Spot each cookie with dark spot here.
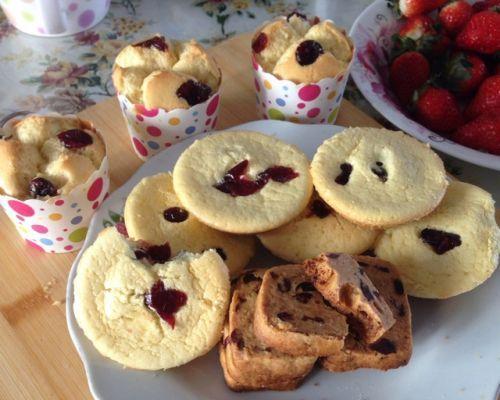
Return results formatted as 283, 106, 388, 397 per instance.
254, 265, 347, 357
304, 253, 395, 343
321, 256, 412, 372
220, 269, 315, 391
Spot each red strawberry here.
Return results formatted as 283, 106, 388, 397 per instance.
452, 110, 500, 154
415, 87, 463, 134
472, 0, 500, 12
445, 52, 488, 95
456, 11, 500, 54
438, 1, 473, 35
399, 15, 435, 40
465, 75, 500, 119
398, 0, 447, 18
390, 51, 430, 104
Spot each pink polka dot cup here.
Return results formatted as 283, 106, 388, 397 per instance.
0, 0, 110, 37
252, 52, 354, 124
117, 90, 221, 161
0, 116, 110, 253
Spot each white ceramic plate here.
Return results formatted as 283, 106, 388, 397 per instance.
349, 0, 500, 171
67, 120, 500, 400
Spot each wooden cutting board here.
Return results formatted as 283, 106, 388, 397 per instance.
0, 33, 475, 400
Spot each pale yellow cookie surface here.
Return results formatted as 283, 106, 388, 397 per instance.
73, 227, 230, 370
375, 181, 500, 299
124, 173, 255, 277
258, 193, 379, 262
173, 131, 313, 234
311, 128, 448, 228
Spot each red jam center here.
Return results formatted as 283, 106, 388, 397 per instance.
57, 129, 93, 149
420, 228, 462, 254
295, 40, 324, 66
176, 80, 212, 106
144, 280, 187, 328
135, 242, 171, 264
214, 160, 299, 197
29, 177, 57, 198
134, 36, 168, 51
163, 207, 189, 223
335, 163, 353, 185
252, 32, 268, 54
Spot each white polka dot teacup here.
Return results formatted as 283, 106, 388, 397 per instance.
252, 49, 354, 125
117, 91, 221, 161
0, 115, 110, 253
0, 0, 110, 37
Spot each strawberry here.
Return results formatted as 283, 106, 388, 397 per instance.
452, 110, 500, 154
391, 15, 441, 58
465, 75, 500, 119
445, 52, 488, 95
390, 51, 430, 104
398, 0, 447, 18
472, 0, 500, 12
399, 15, 435, 40
415, 87, 463, 134
456, 11, 500, 54
438, 1, 473, 36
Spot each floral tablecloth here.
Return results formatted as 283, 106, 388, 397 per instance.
0, 0, 498, 200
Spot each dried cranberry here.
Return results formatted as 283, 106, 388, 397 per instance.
115, 221, 128, 237
302, 315, 324, 323
310, 198, 331, 218
29, 177, 57, 198
57, 129, 93, 149
215, 247, 227, 260
252, 32, 268, 54
135, 242, 171, 264
229, 329, 245, 349
393, 279, 404, 295
134, 36, 168, 51
277, 278, 291, 293
163, 207, 189, 223
359, 280, 374, 301
144, 280, 187, 328
176, 80, 212, 106
287, 11, 307, 21
295, 40, 324, 66
277, 312, 293, 321
214, 160, 299, 197
295, 292, 313, 304
296, 281, 315, 292
310, 16, 321, 25
420, 228, 462, 254
371, 161, 388, 183
335, 163, 353, 185
370, 338, 396, 354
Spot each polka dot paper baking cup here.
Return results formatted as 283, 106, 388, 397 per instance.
0, 0, 110, 37
252, 54, 354, 125
0, 116, 110, 253
117, 91, 221, 161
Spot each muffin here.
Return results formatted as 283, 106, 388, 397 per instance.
0, 114, 105, 199
252, 13, 353, 84
112, 34, 221, 110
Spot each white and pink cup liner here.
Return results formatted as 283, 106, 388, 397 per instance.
0, 114, 110, 253
252, 54, 354, 124
117, 91, 221, 161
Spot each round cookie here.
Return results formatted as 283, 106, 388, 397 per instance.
258, 192, 379, 262
173, 131, 313, 234
375, 181, 500, 299
311, 128, 448, 228
73, 227, 230, 370
124, 173, 255, 277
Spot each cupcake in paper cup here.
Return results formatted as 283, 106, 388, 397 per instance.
0, 114, 110, 253
251, 13, 354, 124
112, 34, 222, 161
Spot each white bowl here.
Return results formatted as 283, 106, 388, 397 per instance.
349, 0, 500, 171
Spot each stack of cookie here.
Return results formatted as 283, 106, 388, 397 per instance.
220, 253, 412, 391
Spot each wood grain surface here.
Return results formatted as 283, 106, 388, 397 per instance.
0, 33, 484, 400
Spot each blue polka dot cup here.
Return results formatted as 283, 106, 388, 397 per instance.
0, 0, 110, 37
0, 115, 110, 253
252, 53, 354, 124
117, 91, 221, 161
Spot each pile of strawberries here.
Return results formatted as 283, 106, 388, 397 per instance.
388, 0, 500, 155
